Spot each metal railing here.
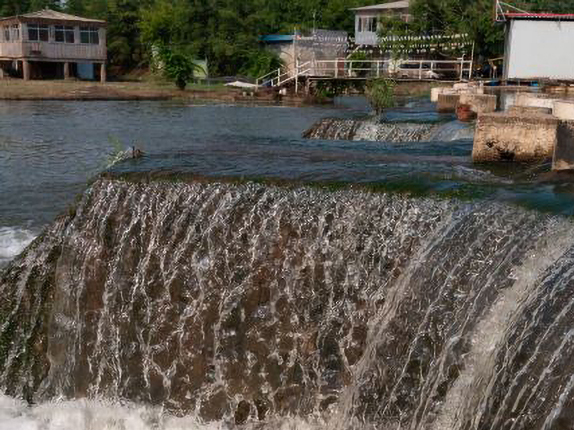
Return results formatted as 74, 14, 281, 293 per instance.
256, 58, 473, 92
311, 58, 473, 81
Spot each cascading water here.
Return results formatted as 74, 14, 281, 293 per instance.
303, 118, 473, 142
2, 176, 574, 429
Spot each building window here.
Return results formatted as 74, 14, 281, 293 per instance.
3, 26, 10, 42
11, 24, 19, 41
358, 17, 377, 33
28, 23, 49, 42
55, 25, 75, 43
80, 27, 99, 44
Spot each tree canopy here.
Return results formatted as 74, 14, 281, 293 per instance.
0, 0, 570, 75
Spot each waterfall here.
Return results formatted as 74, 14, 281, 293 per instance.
303, 119, 473, 142
303, 118, 438, 142
2, 176, 574, 429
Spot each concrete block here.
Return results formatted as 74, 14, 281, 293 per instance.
508, 106, 552, 115
459, 94, 497, 114
437, 93, 460, 113
473, 112, 558, 163
553, 100, 574, 120
515, 93, 558, 110
553, 121, 574, 171
431, 87, 454, 103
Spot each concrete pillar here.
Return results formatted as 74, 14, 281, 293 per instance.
473, 112, 558, 163
552, 121, 574, 171
100, 63, 106, 83
0, 68, 5, 80
22, 60, 30, 81
64, 62, 70, 80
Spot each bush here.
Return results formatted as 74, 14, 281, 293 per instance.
160, 47, 204, 90
365, 78, 396, 115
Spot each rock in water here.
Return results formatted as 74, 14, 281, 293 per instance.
2, 175, 574, 429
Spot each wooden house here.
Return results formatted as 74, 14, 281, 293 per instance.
352, 1, 411, 46
0, 9, 107, 82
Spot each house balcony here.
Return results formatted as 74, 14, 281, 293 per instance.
0, 41, 106, 62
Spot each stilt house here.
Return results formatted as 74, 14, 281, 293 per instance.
0, 9, 107, 82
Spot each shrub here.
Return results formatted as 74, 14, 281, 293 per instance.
160, 47, 204, 90
365, 78, 396, 115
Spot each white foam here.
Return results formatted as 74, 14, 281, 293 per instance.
0, 227, 37, 267
0, 395, 331, 430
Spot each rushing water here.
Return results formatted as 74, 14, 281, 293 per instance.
4, 97, 574, 429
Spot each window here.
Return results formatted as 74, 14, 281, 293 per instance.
80, 27, 99, 44
28, 23, 49, 42
358, 17, 377, 33
11, 24, 19, 41
55, 25, 75, 43
3, 26, 9, 42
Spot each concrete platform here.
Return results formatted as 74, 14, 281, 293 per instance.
553, 100, 574, 121
473, 112, 558, 163
508, 106, 552, 115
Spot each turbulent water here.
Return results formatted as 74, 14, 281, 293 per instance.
303, 118, 473, 143
0, 228, 36, 269
2, 176, 574, 429
303, 118, 439, 142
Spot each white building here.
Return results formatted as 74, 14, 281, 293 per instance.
351, 0, 411, 46
503, 13, 574, 80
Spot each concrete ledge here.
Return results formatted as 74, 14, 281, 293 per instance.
515, 93, 558, 110
473, 112, 558, 163
508, 106, 552, 115
459, 94, 497, 114
437, 93, 460, 113
553, 100, 574, 120
553, 121, 574, 171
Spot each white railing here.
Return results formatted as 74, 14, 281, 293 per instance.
256, 58, 473, 92
256, 61, 312, 90
311, 58, 473, 81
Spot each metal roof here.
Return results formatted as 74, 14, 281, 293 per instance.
260, 35, 294, 43
351, 0, 410, 12
0, 8, 106, 24
505, 12, 574, 21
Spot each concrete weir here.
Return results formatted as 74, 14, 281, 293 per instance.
473, 112, 558, 163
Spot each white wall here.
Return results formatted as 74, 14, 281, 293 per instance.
505, 20, 574, 80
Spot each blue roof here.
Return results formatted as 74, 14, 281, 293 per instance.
260, 35, 294, 43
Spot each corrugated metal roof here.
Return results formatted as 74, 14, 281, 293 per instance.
260, 35, 294, 43
0, 8, 106, 23
351, 0, 410, 12
505, 12, 574, 21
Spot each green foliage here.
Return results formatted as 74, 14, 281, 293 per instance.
160, 47, 204, 90
239, 49, 283, 79
2, 0, 569, 76
365, 78, 395, 115
348, 51, 370, 77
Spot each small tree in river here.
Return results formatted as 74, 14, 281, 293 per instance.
365, 78, 396, 115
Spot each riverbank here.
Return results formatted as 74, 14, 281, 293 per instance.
0, 79, 316, 104
0, 79, 444, 103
